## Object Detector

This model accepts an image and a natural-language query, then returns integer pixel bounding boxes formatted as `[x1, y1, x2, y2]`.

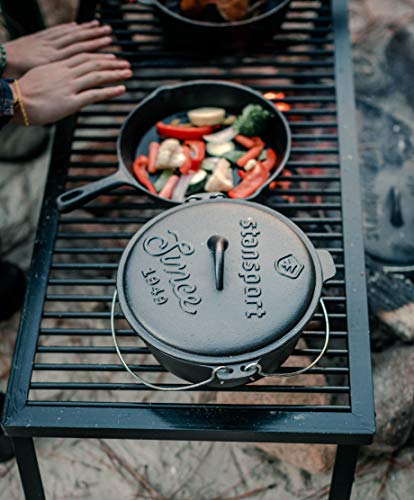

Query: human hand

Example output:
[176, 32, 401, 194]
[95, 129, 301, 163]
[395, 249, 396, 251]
[3, 20, 113, 78]
[11, 53, 132, 125]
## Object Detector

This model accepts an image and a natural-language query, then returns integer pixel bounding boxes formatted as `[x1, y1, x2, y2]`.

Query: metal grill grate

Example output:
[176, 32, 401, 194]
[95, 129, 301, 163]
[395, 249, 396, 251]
[3, 0, 374, 444]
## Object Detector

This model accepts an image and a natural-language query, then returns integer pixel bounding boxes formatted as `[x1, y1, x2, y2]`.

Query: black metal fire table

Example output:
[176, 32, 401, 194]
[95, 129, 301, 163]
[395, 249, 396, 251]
[2, 1, 375, 498]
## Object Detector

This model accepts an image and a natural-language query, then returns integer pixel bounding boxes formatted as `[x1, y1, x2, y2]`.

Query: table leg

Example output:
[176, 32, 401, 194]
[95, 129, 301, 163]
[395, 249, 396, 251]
[329, 445, 360, 500]
[13, 438, 45, 500]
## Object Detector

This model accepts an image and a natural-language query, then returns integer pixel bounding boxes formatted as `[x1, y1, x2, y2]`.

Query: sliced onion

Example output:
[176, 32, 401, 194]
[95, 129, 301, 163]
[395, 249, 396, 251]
[172, 174, 194, 202]
[203, 126, 237, 144]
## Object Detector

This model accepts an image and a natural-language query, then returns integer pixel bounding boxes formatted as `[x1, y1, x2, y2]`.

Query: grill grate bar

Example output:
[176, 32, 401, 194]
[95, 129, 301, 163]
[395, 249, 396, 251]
[44, 293, 346, 303]
[38, 328, 349, 338]
[57, 216, 343, 225]
[30, 377, 348, 391]
[26, 401, 351, 412]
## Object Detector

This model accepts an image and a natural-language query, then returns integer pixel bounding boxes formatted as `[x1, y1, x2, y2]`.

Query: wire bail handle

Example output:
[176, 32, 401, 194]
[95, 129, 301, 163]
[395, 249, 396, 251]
[111, 289, 330, 390]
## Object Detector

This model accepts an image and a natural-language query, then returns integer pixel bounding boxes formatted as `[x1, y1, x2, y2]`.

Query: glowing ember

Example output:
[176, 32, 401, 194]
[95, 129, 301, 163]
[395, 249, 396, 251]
[263, 91, 286, 100]
[263, 91, 292, 111]
[275, 102, 291, 112]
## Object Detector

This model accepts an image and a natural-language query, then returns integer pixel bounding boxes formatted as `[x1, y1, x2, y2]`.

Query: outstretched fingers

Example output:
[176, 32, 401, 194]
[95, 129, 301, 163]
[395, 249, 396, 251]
[42, 20, 100, 40]
[61, 36, 113, 58]
[73, 58, 130, 77]
[55, 23, 112, 49]
[66, 52, 116, 68]
[74, 68, 132, 93]
[75, 85, 127, 107]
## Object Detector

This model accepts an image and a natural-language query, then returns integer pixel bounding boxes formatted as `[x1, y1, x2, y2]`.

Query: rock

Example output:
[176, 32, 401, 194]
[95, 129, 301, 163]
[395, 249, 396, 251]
[370, 345, 414, 454]
[386, 24, 414, 109]
[366, 260, 414, 345]
[216, 355, 335, 473]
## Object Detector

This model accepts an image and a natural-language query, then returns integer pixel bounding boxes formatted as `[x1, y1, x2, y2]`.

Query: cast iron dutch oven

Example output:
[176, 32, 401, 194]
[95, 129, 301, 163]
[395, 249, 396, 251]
[57, 81, 291, 213]
[138, 0, 293, 48]
[112, 194, 336, 389]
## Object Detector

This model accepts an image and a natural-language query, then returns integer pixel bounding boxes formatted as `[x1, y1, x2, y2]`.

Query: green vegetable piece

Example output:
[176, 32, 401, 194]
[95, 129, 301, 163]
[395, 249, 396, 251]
[258, 149, 267, 161]
[201, 157, 220, 172]
[233, 104, 270, 137]
[187, 169, 207, 194]
[154, 169, 174, 192]
[224, 150, 245, 164]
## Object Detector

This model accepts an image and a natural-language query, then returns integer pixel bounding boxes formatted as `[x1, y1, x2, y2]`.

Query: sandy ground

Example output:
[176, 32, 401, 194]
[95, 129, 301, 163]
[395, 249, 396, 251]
[0, 0, 414, 499]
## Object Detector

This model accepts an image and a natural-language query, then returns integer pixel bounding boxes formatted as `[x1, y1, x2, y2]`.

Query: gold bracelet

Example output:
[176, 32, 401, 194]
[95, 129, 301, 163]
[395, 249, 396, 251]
[13, 79, 30, 127]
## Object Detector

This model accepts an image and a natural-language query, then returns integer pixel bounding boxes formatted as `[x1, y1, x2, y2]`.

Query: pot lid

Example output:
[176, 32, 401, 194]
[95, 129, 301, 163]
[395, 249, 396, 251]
[117, 198, 321, 357]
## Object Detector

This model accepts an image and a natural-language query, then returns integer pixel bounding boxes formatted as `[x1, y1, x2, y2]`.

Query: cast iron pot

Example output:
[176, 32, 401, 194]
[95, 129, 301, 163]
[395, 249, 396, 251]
[57, 80, 291, 213]
[138, 0, 293, 48]
[113, 195, 336, 388]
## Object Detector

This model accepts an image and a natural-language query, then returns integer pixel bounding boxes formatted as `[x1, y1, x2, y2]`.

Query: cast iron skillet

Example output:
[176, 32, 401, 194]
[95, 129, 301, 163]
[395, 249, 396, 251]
[139, 0, 293, 48]
[57, 81, 291, 213]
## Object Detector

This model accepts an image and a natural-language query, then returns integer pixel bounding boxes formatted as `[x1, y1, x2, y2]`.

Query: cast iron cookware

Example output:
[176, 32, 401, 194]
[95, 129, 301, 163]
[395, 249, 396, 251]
[56, 81, 291, 213]
[114, 195, 336, 388]
[137, 0, 293, 48]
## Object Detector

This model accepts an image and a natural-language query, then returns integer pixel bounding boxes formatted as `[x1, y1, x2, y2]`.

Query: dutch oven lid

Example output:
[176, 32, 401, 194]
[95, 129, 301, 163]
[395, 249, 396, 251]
[117, 197, 322, 357]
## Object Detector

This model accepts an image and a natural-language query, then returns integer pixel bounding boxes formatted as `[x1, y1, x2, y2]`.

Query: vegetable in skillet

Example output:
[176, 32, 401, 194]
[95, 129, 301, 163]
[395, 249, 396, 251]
[205, 158, 234, 192]
[187, 169, 208, 194]
[236, 138, 264, 167]
[184, 140, 206, 170]
[134, 103, 277, 200]
[132, 155, 156, 194]
[262, 147, 277, 170]
[179, 145, 192, 174]
[188, 107, 226, 127]
[203, 104, 270, 143]
[159, 174, 180, 199]
[233, 104, 270, 136]
[154, 169, 174, 192]
[156, 139, 186, 169]
[201, 157, 220, 172]
[228, 161, 269, 198]
[147, 141, 160, 174]
[156, 122, 214, 140]
[206, 141, 235, 157]
[172, 174, 194, 201]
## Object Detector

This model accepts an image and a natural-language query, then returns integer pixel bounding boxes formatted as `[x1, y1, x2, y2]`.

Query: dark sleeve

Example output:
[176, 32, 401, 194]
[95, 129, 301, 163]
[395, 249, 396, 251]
[0, 79, 14, 129]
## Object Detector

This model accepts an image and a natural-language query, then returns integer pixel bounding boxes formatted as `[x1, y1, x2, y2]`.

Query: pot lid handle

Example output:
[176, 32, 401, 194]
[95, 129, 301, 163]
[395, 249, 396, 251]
[317, 250, 336, 283]
[207, 235, 229, 291]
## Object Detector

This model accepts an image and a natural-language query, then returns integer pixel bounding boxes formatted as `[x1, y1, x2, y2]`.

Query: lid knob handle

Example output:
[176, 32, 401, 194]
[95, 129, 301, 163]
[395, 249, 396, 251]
[207, 235, 229, 291]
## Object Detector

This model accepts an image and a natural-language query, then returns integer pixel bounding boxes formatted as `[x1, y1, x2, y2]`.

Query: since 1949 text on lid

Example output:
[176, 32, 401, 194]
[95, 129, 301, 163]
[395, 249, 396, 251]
[117, 199, 320, 357]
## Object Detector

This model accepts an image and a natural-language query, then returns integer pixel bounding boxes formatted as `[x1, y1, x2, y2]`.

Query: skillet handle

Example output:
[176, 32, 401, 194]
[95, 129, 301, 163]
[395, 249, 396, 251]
[137, 0, 154, 5]
[56, 169, 130, 213]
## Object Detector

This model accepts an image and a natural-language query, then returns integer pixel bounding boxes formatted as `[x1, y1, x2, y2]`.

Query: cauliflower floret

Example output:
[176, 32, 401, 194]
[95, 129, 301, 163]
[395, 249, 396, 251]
[156, 139, 185, 169]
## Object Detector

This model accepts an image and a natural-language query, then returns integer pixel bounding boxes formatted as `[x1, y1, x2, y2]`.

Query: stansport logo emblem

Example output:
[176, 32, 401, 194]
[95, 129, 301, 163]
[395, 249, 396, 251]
[276, 254, 304, 279]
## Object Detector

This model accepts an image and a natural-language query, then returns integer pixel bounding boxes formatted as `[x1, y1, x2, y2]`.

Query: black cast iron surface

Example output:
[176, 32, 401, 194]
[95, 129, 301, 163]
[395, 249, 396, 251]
[2, 0, 375, 444]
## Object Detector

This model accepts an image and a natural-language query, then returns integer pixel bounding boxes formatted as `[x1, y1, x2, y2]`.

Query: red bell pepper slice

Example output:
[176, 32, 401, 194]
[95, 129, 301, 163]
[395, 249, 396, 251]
[184, 140, 206, 171]
[234, 134, 255, 149]
[251, 136, 265, 147]
[159, 174, 180, 199]
[236, 143, 265, 168]
[147, 142, 159, 174]
[156, 122, 214, 140]
[132, 155, 156, 194]
[262, 148, 277, 171]
[179, 145, 192, 175]
[228, 162, 269, 199]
